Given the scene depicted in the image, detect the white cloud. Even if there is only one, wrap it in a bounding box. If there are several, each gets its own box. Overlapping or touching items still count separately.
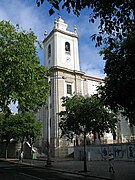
[81,63,105,79]
[0,0,52,41]
[79,43,105,78]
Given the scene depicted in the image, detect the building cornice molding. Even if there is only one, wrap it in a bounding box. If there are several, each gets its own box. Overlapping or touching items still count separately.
[49,66,103,82]
[49,66,83,75]
[83,75,103,82]
[43,29,78,43]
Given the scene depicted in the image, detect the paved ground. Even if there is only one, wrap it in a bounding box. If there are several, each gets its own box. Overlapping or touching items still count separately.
[2,158,135,180]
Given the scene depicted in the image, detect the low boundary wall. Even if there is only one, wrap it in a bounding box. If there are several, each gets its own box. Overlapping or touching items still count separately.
[74,143,135,161]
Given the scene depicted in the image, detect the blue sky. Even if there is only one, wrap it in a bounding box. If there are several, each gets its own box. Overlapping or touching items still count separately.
[0,0,105,79]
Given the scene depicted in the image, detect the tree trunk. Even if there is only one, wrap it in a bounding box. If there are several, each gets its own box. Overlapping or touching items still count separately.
[5,141,9,159]
[83,133,87,172]
[21,139,24,153]
[5,148,8,159]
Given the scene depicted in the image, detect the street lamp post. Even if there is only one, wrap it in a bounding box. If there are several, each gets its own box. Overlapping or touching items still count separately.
[46,76,51,166]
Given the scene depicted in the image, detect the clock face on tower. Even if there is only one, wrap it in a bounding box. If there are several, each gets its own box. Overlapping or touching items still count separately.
[66,57,71,62]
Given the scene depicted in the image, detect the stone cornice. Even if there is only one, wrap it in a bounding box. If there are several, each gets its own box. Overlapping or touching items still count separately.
[43,29,78,43]
[49,66,103,82]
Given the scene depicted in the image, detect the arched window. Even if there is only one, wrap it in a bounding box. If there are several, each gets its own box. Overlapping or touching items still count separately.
[48,44,51,58]
[65,42,70,52]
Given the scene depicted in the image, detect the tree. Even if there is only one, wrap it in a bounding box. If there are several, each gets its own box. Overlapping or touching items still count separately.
[0,21,50,115]
[0,113,18,159]
[59,94,117,172]
[0,112,41,158]
[98,31,135,125]
[0,113,5,141]
[36,0,135,124]
[14,112,42,154]
[37,0,135,46]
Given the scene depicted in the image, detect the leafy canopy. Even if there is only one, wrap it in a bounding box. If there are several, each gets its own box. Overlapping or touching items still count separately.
[59,95,117,139]
[0,21,49,114]
[98,31,135,125]
[0,112,41,143]
[37,0,135,46]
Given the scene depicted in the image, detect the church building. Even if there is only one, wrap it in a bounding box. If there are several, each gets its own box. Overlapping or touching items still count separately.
[38,17,135,157]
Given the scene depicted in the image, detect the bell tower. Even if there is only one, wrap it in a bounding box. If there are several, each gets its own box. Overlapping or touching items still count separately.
[42,17,83,158]
[43,16,80,71]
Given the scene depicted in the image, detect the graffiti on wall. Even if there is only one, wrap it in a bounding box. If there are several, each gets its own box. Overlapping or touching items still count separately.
[101,147,108,160]
[127,145,135,158]
[74,143,135,161]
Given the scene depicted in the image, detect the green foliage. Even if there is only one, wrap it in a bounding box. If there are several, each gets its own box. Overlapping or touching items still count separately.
[59,95,117,139]
[14,112,42,143]
[0,113,5,141]
[98,31,135,125]
[0,21,50,114]
[0,113,19,143]
[0,112,41,143]
[36,0,135,46]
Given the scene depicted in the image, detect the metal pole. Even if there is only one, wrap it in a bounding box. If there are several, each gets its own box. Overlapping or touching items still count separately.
[46,76,51,166]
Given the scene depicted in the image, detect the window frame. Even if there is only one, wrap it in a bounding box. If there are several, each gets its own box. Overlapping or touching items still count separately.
[67,84,72,94]
[65,42,70,52]
[48,44,51,58]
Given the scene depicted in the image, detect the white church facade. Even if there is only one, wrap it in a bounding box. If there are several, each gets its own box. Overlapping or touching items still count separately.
[38,17,135,157]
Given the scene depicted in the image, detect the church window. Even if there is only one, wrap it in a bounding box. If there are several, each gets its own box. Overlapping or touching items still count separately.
[65,42,70,52]
[67,84,72,94]
[48,44,51,58]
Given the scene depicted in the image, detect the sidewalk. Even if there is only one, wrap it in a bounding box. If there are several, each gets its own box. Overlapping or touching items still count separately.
[3,158,135,180]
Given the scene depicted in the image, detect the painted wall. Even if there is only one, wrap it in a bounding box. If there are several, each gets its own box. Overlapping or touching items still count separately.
[74,143,135,161]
